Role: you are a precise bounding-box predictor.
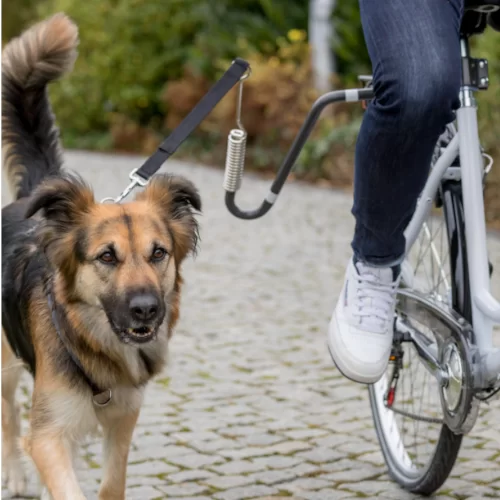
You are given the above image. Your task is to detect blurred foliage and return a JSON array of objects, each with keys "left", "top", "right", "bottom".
[
  {"left": 2, "top": 0, "right": 39, "bottom": 43},
  {"left": 331, "top": 0, "right": 370, "bottom": 85},
  {"left": 34, "top": 0, "right": 309, "bottom": 135},
  {"left": 3, "top": 0, "right": 500, "bottom": 226},
  {"left": 475, "top": 29, "right": 500, "bottom": 229}
]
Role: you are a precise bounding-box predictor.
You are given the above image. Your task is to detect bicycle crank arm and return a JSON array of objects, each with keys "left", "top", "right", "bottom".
[
  {"left": 223, "top": 88, "right": 374, "bottom": 220},
  {"left": 395, "top": 318, "right": 449, "bottom": 386}
]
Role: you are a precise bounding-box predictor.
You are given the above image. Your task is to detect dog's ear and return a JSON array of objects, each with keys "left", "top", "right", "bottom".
[
  {"left": 136, "top": 174, "right": 201, "bottom": 261},
  {"left": 25, "top": 174, "right": 94, "bottom": 227},
  {"left": 25, "top": 175, "right": 94, "bottom": 286},
  {"left": 137, "top": 174, "right": 201, "bottom": 217}
]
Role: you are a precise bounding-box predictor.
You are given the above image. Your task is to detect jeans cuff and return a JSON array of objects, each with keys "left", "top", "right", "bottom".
[{"left": 353, "top": 251, "right": 405, "bottom": 269}]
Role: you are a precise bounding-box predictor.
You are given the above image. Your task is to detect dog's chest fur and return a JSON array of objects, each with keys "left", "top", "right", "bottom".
[{"left": 41, "top": 385, "right": 146, "bottom": 442}]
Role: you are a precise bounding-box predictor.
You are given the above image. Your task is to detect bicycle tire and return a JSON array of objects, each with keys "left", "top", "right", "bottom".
[{"left": 368, "top": 178, "right": 472, "bottom": 496}]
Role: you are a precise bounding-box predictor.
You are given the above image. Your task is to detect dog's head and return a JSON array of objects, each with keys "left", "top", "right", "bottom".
[{"left": 25, "top": 173, "right": 201, "bottom": 344}]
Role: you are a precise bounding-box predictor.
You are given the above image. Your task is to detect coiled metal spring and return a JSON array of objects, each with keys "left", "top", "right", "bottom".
[
  {"left": 223, "top": 128, "right": 247, "bottom": 192},
  {"left": 223, "top": 68, "right": 250, "bottom": 193}
]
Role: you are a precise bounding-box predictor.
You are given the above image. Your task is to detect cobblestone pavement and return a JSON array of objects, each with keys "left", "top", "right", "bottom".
[{"left": 2, "top": 151, "right": 500, "bottom": 499}]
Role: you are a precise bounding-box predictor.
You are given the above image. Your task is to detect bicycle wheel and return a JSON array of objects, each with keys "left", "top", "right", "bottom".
[{"left": 368, "top": 137, "right": 473, "bottom": 495}]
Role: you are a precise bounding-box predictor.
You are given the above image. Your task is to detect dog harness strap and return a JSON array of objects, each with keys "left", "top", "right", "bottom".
[
  {"left": 46, "top": 287, "right": 112, "bottom": 407},
  {"left": 135, "top": 58, "right": 250, "bottom": 182}
]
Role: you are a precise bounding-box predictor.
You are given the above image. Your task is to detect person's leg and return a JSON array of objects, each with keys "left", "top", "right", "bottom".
[
  {"left": 328, "top": 0, "right": 464, "bottom": 384},
  {"left": 353, "top": 0, "right": 464, "bottom": 265}
]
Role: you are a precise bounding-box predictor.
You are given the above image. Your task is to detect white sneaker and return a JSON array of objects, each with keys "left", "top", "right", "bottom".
[{"left": 328, "top": 258, "right": 401, "bottom": 384}]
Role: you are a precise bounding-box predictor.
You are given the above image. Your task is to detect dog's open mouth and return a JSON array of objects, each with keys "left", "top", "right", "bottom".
[{"left": 121, "top": 326, "right": 156, "bottom": 343}]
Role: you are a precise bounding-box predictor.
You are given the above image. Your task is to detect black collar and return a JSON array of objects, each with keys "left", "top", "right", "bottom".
[{"left": 46, "top": 282, "right": 112, "bottom": 407}]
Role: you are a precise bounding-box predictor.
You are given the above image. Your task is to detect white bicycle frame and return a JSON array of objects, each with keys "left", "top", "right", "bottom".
[{"left": 404, "top": 84, "right": 500, "bottom": 388}]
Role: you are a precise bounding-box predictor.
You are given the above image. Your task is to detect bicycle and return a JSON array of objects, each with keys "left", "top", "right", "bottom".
[{"left": 221, "top": 1, "right": 500, "bottom": 495}]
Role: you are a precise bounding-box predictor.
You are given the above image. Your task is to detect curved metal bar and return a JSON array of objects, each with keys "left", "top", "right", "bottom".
[{"left": 224, "top": 88, "right": 374, "bottom": 220}]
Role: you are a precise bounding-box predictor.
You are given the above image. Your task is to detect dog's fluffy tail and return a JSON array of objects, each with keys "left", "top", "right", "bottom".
[{"left": 2, "top": 13, "right": 79, "bottom": 200}]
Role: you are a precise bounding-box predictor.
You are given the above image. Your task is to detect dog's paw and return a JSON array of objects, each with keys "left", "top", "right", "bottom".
[{"left": 3, "top": 459, "right": 26, "bottom": 496}]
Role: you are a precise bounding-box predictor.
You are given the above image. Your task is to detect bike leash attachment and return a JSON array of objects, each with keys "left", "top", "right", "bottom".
[
  {"left": 101, "top": 57, "right": 251, "bottom": 203},
  {"left": 222, "top": 80, "right": 374, "bottom": 220}
]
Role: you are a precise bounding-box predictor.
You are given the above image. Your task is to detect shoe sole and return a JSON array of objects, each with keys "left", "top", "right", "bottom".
[{"left": 327, "top": 341, "right": 379, "bottom": 385}]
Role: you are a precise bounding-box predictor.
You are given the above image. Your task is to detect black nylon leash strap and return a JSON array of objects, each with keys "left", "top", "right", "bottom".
[{"left": 136, "top": 57, "right": 250, "bottom": 182}]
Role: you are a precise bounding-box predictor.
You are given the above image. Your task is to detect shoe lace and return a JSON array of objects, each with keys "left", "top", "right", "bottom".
[{"left": 353, "top": 267, "right": 399, "bottom": 332}]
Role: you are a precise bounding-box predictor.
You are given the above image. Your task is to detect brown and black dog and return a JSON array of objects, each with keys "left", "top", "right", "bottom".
[{"left": 2, "top": 13, "right": 201, "bottom": 499}]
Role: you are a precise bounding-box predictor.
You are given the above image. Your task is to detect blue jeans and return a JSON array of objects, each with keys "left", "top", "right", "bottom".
[{"left": 352, "top": 0, "right": 464, "bottom": 267}]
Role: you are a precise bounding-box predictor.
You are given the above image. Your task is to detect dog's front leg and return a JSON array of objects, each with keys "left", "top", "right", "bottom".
[
  {"left": 98, "top": 408, "right": 139, "bottom": 500},
  {"left": 26, "top": 432, "right": 86, "bottom": 500},
  {"left": 2, "top": 335, "right": 27, "bottom": 496}
]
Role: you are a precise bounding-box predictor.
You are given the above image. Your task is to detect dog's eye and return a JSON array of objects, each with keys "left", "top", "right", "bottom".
[
  {"left": 98, "top": 251, "right": 117, "bottom": 264},
  {"left": 151, "top": 247, "right": 167, "bottom": 262}
]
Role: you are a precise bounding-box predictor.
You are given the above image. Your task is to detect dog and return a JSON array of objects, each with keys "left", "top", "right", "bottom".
[{"left": 2, "top": 13, "right": 201, "bottom": 499}]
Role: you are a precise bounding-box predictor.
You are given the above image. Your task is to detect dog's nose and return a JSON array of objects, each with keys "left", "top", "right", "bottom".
[{"left": 129, "top": 293, "right": 159, "bottom": 321}]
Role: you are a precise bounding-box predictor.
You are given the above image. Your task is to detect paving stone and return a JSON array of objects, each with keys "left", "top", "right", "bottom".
[
  {"left": 338, "top": 480, "right": 387, "bottom": 495},
  {"left": 288, "top": 463, "right": 322, "bottom": 477},
  {"left": 128, "top": 444, "right": 192, "bottom": 463},
  {"left": 380, "top": 489, "right": 426, "bottom": 500},
  {"left": 336, "top": 440, "right": 377, "bottom": 455},
  {"left": 465, "top": 498, "right": 489, "bottom": 500},
  {"left": 219, "top": 426, "right": 266, "bottom": 437},
  {"left": 462, "top": 469, "right": 500, "bottom": 483},
  {"left": 239, "top": 433, "right": 286, "bottom": 446},
  {"left": 219, "top": 447, "right": 284, "bottom": 460},
  {"left": 296, "top": 447, "right": 343, "bottom": 464},
  {"left": 461, "top": 458, "right": 500, "bottom": 470},
  {"left": 158, "top": 483, "right": 209, "bottom": 496},
  {"left": 168, "top": 469, "right": 217, "bottom": 483},
  {"left": 310, "top": 433, "right": 355, "bottom": 449},
  {"left": 356, "top": 450, "right": 386, "bottom": 466},
  {"left": 214, "top": 485, "right": 280, "bottom": 500},
  {"left": 212, "top": 460, "right": 266, "bottom": 475},
  {"left": 204, "top": 474, "right": 255, "bottom": 490},
  {"left": 249, "top": 469, "right": 298, "bottom": 485},
  {"left": 165, "top": 498, "right": 212, "bottom": 500},
  {"left": 127, "top": 460, "right": 179, "bottom": 476},
  {"left": 190, "top": 438, "right": 241, "bottom": 453},
  {"left": 448, "top": 484, "right": 498, "bottom": 498},
  {"left": 127, "top": 485, "right": 164, "bottom": 499},
  {"left": 128, "top": 476, "right": 168, "bottom": 487},
  {"left": 284, "top": 429, "right": 330, "bottom": 440},
  {"left": 254, "top": 497, "right": 304, "bottom": 500},
  {"left": 266, "top": 441, "right": 312, "bottom": 455},
  {"left": 320, "top": 464, "right": 381, "bottom": 482},
  {"left": 296, "top": 489, "right": 358, "bottom": 500},
  {"left": 167, "top": 452, "right": 224, "bottom": 469},
  {"left": 280, "top": 478, "right": 332, "bottom": 493},
  {"left": 172, "top": 431, "right": 221, "bottom": 442},
  {"left": 251, "top": 456, "right": 304, "bottom": 470}
]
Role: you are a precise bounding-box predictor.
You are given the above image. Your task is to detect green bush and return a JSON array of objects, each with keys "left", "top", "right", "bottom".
[{"left": 34, "top": 0, "right": 309, "bottom": 138}]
